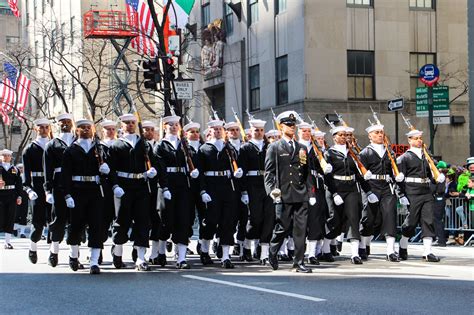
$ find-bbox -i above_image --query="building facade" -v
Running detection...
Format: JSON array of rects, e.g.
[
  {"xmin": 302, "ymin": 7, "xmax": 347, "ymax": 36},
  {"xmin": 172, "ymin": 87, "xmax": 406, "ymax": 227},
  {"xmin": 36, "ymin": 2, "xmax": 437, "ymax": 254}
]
[{"xmin": 186, "ymin": 0, "xmax": 469, "ymax": 164}]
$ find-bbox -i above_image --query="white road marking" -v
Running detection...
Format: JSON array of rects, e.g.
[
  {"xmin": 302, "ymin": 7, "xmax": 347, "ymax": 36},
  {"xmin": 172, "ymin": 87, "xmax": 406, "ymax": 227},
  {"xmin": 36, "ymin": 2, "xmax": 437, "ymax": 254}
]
[{"xmin": 182, "ymin": 275, "xmax": 326, "ymax": 302}]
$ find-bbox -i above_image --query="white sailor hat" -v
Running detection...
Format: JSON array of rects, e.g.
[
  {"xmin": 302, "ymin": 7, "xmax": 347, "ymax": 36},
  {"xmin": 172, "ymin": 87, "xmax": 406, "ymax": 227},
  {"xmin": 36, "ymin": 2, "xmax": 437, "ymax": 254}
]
[
  {"xmin": 207, "ymin": 119, "xmax": 225, "ymax": 128},
  {"xmin": 56, "ymin": 113, "xmax": 74, "ymax": 121},
  {"xmin": 406, "ymin": 129, "xmax": 423, "ymax": 137},
  {"xmin": 297, "ymin": 122, "xmax": 312, "ymax": 129},
  {"xmin": 141, "ymin": 120, "xmax": 156, "ymax": 128},
  {"xmin": 162, "ymin": 115, "xmax": 181, "ymax": 124},
  {"xmin": 366, "ymin": 124, "xmax": 384, "ymax": 133},
  {"xmin": 16, "ymin": 163, "xmax": 23, "ymax": 168},
  {"xmin": 224, "ymin": 121, "xmax": 239, "ymax": 129},
  {"xmin": 33, "ymin": 118, "xmax": 51, "ymax": 126},
  {"xmin": 314, "ymin": 130, "xmax": 326, "ymax": 137},
  {"xmin": 101, "ymin": 119, "xmax": 117, "ymax": 128},
  {"xmin": 345, "ymin": 127, "xmax": 355, "ymax": 133},
  {"xmin": 466, "ymin": 157, "xmax": 474, "ymax": 166},
  {"xmin": 75, "ymin": 118, "xmax": 93, "ymax": 127},
  {"xmin": 249, "ymin": 119, "xmax": 266, "ymax": 128},
  {"xmin": 1, "ymin": 149, "xmax": 13, "ymax": 155},
  {"xmin": 265, "ymin": 129, "xmax": 280, "ymax": 138},
  {"xmin": 183, "ymin": 122, "xmax": 200, "ymax": 132},
  {"xmin": 276, "ymin": 110, "xmax": 298, "ymax": 125},
  {"xmin": 119, "ymin": 113, "xmax": 137, "ymax": 122},
  {"xmin": 331, "ymin": 126, "xmax": 347, "ymax": 135},
  {"xmin": 203, "ymin": 128, "xmax": 210, "ymax": 135}
]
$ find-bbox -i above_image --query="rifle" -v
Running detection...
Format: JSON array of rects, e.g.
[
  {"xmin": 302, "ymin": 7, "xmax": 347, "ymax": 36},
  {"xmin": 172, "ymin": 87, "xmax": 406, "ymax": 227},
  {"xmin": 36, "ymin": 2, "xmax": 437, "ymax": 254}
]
[
  {"xmin": 245, "ymin": 109, "xmax": 255, "ymax": 121},
  {"xmin": 84, "ymin": 106, "xmax": 105, "ymax": 196},
  {"xmin": 170, "ymin": 106, "xmax": 195, "ymax": 172},
  {"xmin": 232, "ymin": 107, "xmax": 247, "ymax": 142},
  {"xmin": 370, "ymin": 107, "xmax": 400, "ymax": 176},
  {"xmin": 307, "ymin": 114, "xmax": 328, "ymax": 169},
  {"xmin": 270, "ymin": 108, "xmax": 282, "ymax": 132},
  {"xmin": 400, "ymin": 113, "xmax": 440, "ymax": 181},
  {"xmin": 132, "ymin": 105, "xmax": 151, "ymax": 170},
  {"xmin": 334, "ymin": 111, "xmax": 362, "ymax": 153},
  {"xmin": 210, "ymin": 106, "xmax": 239, "ymax": 172}
]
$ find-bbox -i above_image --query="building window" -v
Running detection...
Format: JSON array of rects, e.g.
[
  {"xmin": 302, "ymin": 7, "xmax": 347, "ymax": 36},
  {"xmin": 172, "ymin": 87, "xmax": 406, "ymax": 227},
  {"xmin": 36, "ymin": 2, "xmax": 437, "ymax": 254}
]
[
  {"xmin": 276, "ymin": 55, "xmax": 288, "ymax": 105},
  {"xmin": 346, "ymin": 0, "xmax": 373, "ymax": 6},
  {"xmin": 34, "ymin": 41, "xmax": 39, "ymax": 67},
  {"xmin": 249, "ymin": 0, "xmax": 258, "ymax": 25},
  {"xmin": 409, "ymin": 0, "xmax": 435, "ymax": 9},
  {"xmin": 249, "ymin": 65, "xmax": 260, "ymax": 111},
  {"xmin": 224, "ymin": 4, "xmax": 233, "ymax": 36},
  {"xmin": 347, "ymin": 50, "xmax": 374, "ymax": 100},
  {"xmin": 410, "ymin": 52, "xmax": 436, "ymax": 99},
  {"xmin": 6, "ymin": 36, "xmax": 20, "ymax": 50},
  {"xmin": 201, "ymin": 0, "xmax": 210, "ymax": 27},
  {"xmin": 276, "ymin": 0, "xmax": 287, "ymax": 14}
]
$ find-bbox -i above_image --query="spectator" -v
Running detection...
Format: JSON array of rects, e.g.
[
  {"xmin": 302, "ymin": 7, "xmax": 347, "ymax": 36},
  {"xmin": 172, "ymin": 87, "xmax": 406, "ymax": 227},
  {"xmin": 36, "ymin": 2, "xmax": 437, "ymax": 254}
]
[{"xmin": 433, "ymin": 161, "xmax": 448, "ymax": 246}]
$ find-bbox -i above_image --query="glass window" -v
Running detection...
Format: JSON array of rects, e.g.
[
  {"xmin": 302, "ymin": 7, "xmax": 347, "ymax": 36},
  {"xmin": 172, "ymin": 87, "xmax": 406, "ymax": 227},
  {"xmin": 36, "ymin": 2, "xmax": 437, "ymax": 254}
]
[
  {"xmin": 224, "ymin": 4, "xmax": 233, "ymax": 36},
  {"xmin": 249, "ymin": 0, "xmax": 259, "ymax": 25},
  {"xmin": 346, "ymin": 0, "xmax": 373, "ymax": 6},
  {"xmin": 409, "ymin": 52, "xmax": 436, "ymax": 99},
  {"xmin": 276, "ymin": 0, "xmax": 287, "ymax": 14},
  {"xmin": 409, "ymin": 0, "xmax": 435, "ymax": 9},
  {"xmin": 249, "ymin": 65, "xmax": 260, "ymax": 111},
  {"xmin": 201, "ymin": 2, "xmax": 210, "ymax": 27},
  {"xmin": 347, "ymin": 50, "xmax": 374, "ymax": 100},
  {"xmin": 276, "ymin": 55, "xmax": 288, "ymax": 105}
]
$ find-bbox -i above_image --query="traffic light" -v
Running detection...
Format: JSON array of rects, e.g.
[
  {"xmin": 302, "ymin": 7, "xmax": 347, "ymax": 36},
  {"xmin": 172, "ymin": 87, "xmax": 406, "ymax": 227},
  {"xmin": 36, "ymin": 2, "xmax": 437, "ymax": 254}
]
[
  {"xmin": 163, "ymin": 57, "xmax": 176, "ymax": 81},
  {"xmin": 142, "ymin": 58, "xmax": 161, "ymax": 91}
]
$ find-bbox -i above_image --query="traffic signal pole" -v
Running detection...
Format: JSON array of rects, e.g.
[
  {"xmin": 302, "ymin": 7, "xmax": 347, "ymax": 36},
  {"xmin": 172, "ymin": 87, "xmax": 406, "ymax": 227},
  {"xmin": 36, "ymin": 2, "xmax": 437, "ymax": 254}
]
[{"xmin": 428, "ymin": 85, "xmax": 435, "ymax": 154}]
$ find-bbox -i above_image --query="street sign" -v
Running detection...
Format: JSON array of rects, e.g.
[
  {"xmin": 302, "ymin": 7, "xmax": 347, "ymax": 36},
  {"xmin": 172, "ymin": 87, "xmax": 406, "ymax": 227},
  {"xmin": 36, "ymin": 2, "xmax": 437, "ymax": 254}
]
[
  {"xmin": 387, "ymin": 98, "xmax": 404, "ymax": 111},
  {"xmin": 419, "ymin": 64, "xmax": 440, "ymax": 87},
  {"xmin": 433, "ymin": 116, "xmax": 450, "ymax": 125},
  {"xmin": 416, "ymin": 85, "xmax": 449, "ymax": 117},
  {"xmin": 174, "ymin": 81, "xmax": 193, "ymax": 100}
]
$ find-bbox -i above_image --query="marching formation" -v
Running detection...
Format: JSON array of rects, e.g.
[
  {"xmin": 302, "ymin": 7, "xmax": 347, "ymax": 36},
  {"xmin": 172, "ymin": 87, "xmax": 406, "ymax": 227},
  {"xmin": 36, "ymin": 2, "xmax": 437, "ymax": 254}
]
[{"xmin": 0, "ymin": 108, "xmax": 446, "ymax": 275}]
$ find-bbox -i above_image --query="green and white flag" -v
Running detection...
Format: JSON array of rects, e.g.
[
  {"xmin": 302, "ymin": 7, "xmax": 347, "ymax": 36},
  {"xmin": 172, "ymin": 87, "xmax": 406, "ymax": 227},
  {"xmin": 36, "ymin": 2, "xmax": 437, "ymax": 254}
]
[{"xmin": 164, "ymin": 0, "xmax": 195, "ymax": 29}]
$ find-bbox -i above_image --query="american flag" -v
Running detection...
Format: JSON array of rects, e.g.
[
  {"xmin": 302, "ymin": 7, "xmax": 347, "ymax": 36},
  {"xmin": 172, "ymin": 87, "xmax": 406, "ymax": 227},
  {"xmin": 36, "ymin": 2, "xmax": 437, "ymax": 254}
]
[
  {"xmin": 126, "ymin": 0, "xmax": 158, "ymax": 57},
  {"xmin": 7, "ymin": 0, "xmax": 20, "ymax": 18},
  {"xmin": 1, "ymin": 63, "xmax": 31, "ymax": 123},
  {"xmin": 0, "ymin": 78, "xmax": 15, "ymax": 125}
]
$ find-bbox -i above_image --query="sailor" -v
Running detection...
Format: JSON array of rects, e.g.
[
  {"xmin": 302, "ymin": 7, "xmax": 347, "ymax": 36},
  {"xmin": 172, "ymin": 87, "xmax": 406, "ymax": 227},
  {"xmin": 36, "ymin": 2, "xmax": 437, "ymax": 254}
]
[
  {"xmin": 14, "ymin": 163, "xmax": 29, "ymax": 238},
  {"xmin": 265, "ymin": 130, "xmax": 281, "ymax": 143}
]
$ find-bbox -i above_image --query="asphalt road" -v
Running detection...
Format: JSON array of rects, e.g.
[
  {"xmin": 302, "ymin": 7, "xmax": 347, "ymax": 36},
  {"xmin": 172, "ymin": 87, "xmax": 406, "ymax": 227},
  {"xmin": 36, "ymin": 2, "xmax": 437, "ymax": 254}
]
[{"xmin": 1, "ymin": 237, "xmax": 473, "ymax": 314}]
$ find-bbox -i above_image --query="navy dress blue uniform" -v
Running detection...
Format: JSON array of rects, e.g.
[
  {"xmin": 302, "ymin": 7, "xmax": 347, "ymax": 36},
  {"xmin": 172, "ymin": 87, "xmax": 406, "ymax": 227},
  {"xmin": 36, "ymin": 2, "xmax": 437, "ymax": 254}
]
[{"xmin": 0, "ymin": 164, "xmax": 22, "ymax": 236}]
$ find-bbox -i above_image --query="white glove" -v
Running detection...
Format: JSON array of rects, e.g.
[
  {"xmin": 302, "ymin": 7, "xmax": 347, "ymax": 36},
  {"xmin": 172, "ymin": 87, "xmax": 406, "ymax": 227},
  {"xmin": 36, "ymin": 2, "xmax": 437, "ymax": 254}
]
[
  {"xmin": 436, "ymin": 173, "xmax": 445, "ymax": 183},
  {"xmin": 399, "ymin": 196, "xmax": 410, "ymax": 206},
  {"xmin": 146, "ymin": 167, "xmax": 157, "ymax": 179},
  {"xmin": 190, "ymin": 169, "xmax": 199, "ymax": 179},
  {"xmin": 395, "ymin": 172, "xmax": 405, "ymax": 183},
  {"xmin": 324, "ymin": 163, "xmax": 333, "ymax": 174},
  {"xmin": 364, "ymin": 170, "xmax": 373, "ymax": 181},
  {"xmin": 241, "ymin": 193, "xmax": 249, "ymax": 205},
  {"xmin": 46, "ymin": 193, "xmax": 55, "ymax": 205},
  {"xmin": 234, "ymin": 168, "xmax": 243, "ymax": 179},
  {"xmin": 113, "ymin": 186, "xmax": 125, "ymax": 198},
  {"xmin": 65, "ymin": 197, "xmax": 75, "ymax": 208},
  {"xmin": 99, "ymin": 163, "xmax": 110, "ymax": 175},
  {"xmin": 334, "ymin": 194, "xmax": 344, "ymax": 206},
  {"xmin": 270, "ymin": 188, "xmax": 281, "ymax": 201},
  {"xmin": 367, "ymin": 193, "xmax": 379, "ymax": 204},
  {"xmin": 201, "ymin": 192, "xmax": 212, "ymax": 204},
  {"xmin": 309, "ymin": 197, "xmax": 317, "ymax": 206},
  {"xmin": 163, "ymin": 190, "xmax": 172, "ymax": 200},
  {"xmin": 28, "ymin": 190, "xmax": 38, "ymax": 201},
  {"xmin": 466, "ymin": 192, "xmax": 471, "ymax": 199}
]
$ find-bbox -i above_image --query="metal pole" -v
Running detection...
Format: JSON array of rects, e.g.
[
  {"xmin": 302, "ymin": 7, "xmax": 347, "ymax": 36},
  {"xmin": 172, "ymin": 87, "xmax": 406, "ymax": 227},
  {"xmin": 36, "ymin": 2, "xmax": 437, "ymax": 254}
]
[
  {"xmin": 395, "ymin": 111, "xmax": 399, "ymax": 144},
  {"xmin": 428, "ymin": 85, "xmax": 435, "ymax": 153}
]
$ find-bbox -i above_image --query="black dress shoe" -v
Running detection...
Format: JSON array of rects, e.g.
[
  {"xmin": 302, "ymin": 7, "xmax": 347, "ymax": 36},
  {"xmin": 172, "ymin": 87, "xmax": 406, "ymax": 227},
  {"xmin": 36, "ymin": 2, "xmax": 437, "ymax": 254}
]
[
  {"xmin": 269, "ymin": 255, "xmax": 279, "ymax": 270},
  {"xmin": 221, "ymin": 259, "xmax": 234, "ymax": 269},
  {"xmin": 112, "ymin": 254, "xmax": 125, "ymax": 269},
  {"xmin": 242, "ymin": 248, "xmax": 253, "ymax": 262},
  {"xmin": 136, "ymin": 262, "xmax": 150, "ymax": 271},
  {"xmin": 260, "ymin": 258, "xmax": 268, "ymax": 266},
  {"xmin": 351, "ymin": 256, "xmax": 363, "ymax": 265},
  {"xmin": 336, "ymin": 241, "xmax": 342, "ymax": 252},
  {"xmin": 48, "ymin": 252, "xmax": 58, "ymax": 267},
  {"xmin": 4, "ymin": 243, "xmax": 13, "ymax": 250},
  {"xmin": 232, "ymin": 245, "xmax": 241, "ymax": 256},
  {"xmin": 318, "ymin": 252, "xmax": 335, "ymax": 262},
  {"xmin": 196, "ymin": 242, "xmax": 202, "ymax": 255},
  {"xmin": 254, "ymin": 245, "xmax": 261, "ymax": 260},
  {"xmin": 176, "ymin": 261, "xmax": 191, "ymax": 269},
  {"xmin": 366, "ymin": 245, "xmax": 371, "ymax": 256},
  {"xmin": 307, "ymin": 256, "xmax": 320, "ymax": 265},
  {"xmin": 423, "ymin": 253, "xmax": 440, "ymax": 262},
  {"xmin": 330, "ymin": 245, "xmax": 340, "ymax": 256},
  {"xmin": 41, "ymin": 235, "xmax": 46, "ymax": 240},
  {"xmin": 149, "ymin": 257, "xmax": 159, "ymax": 265},
  {"xmin": 200, "ymin": 253, "xmax": 214, "ymax": 265},
  {"xmin": 386, "ymin": 253, "xmax": 400, "ymax": 262},
  {"xmin": 98, "ymin": 250, "xmax": 103, "ymax": 265},
  {"xmin": 358, "ymin": 248, "xmax": 368, "ymax": 261},
  {"xmin": 90, "ymin": 265, "xmax": 101, "ymax": 275},
  {"xmin": 157, "ymin": 253, "xmax": 167, "ymax": 267},
  {"xmin": 287, "ymin": 249, "xmax": 294, "ymax": 260},
  {"xmin": 166, "ymin": 241, "xmax": 173, "ymax": 253},
  {"xmin": 13, "ymin": 230, "xmax": 18, "ymax": 237},
  {"xmin": 399, "ymin": 248, "xmax": 408, "ymax": 260},
  {"xmin": 278, "ymin": 254, "xmax": 292, "ymax": 261},
  {"xmin": 29, "ymin": 250, "xmax": 38, "ymax": 264},
  {"xmin": 20, "ymin": 233, "xmax": 26, "ymax": 238},
  {"xmin": 293, "ymin": 263, "xmax": 312, "ymax": 273},
  {"xmin": 131, "ymin": 248, "xmax": 137, "ymax": 263},
  {"xmin": 212, "ymin": 242, "xmax": 218, "ymax": 255},
  {"xmin": 78, "ymin": 262, "xmax": 85, "ymax": 270},
  {"xmin": 186, "ymin": 248, "xmax": 194, "ymax": 255},
  {"xmin": 69, "ymin": 257, "xmax": 79, "ymax": 271},
  {"xmin": 216, "ymin": 245, "xmax": 223, "ymax": 259}
]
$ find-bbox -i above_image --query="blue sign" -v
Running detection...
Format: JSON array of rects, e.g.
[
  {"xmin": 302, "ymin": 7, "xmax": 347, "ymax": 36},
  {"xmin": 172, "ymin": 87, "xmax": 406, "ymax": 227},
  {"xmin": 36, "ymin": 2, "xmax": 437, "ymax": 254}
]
[{"xmin": 419, "ymin": 64, "xmax": 440, "ymax": 87}]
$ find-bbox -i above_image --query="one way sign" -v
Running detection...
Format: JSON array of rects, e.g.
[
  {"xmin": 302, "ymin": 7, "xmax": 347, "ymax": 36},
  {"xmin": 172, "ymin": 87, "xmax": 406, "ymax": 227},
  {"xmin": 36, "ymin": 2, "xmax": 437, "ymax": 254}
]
[{"xmin": 387, "ymin": 98, "xmax": 404, "ymax": 112}]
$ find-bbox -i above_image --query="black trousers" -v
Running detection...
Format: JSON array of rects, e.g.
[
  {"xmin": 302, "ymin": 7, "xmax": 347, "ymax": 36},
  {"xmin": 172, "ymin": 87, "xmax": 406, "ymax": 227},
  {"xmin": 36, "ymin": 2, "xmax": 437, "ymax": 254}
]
[
  {"xmin": 246, "ymin": 186, "xmax": 274, "ymax": 243},
  {"xmin": 113, "ymin": 185, "xmax": 151, "ymax": 248},
  {"xmin": 67, "ymin": 186, "xmax": 103, "ymax": 249},
  {"xmin": 159, "ymin": 184, "xmax": 190, "ymax": 245},
  {"xmin": 30, "ymin": 180, "xmax": 51, "ymax": 243},
  {"xmin": 269, "ymin": 202, "xmax": 308, "ymax": 264},
  {"xmin": 49, "ymin": 187, "xmax": 69, "ymax": 243},
  {"xmin": 148, "ymin": 186, "xmax": 161, "ymax": 242},
  {"xmin": 190, "ymin": 182, "xmax": 206, "ymax": 239},
  {"xmin": 15, "ymin": 191, "xmax": 29, "ymax": 226},
  {"xmin": 201, "ymin": 181, "xmax": 237, "ymax": 246},
  {"xmin": 361, "ymin": 189, "xmax": 397, "ymax": 237},
  {"xmin": 307, "ymin": 188, "xmax": 328, "ymax": 241},
  {"xmin": 235, "ymin": 199, "xmax": 248, "ymax": 243},
  {"xmin": 101, "ymin": 183, "xmax": 115, "ymax": 243},
  {"xmin": 433, "ymin": 197, "xmax": 447, "ymax": 244},
  {"xmin": 325, "ymin": 191, "xmax": 362, "ymax": 240},
  {"xmin": 0, "ymin": 192, "xmax": 17, "ymax": 234},
  {"xmin": 402, "ymin": 193, "xmax": 435, "ymax": 239}
]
